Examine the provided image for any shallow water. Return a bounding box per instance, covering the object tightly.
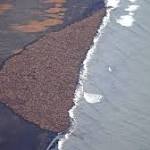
[60,0,150,149]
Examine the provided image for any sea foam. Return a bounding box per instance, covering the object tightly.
[116,0,140,27]
[58,0,121,149]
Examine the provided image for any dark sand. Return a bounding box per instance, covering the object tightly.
[0,9,106,132]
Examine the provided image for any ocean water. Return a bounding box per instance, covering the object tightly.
[59,0,150,149]
[0,1,105,149]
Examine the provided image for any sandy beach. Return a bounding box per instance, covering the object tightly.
[0,9,106,132]
[0,0,105,149]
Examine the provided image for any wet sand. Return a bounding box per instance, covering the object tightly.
[0,8,106,132]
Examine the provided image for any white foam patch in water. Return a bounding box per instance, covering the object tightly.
[108,66,112,72]
[107,0,120,8]
[125,5,139,11]
[116,1,139,27]
[128,0,137,3]
[58,0,121,149]
[84,92,103,103]
[116,15,135,27]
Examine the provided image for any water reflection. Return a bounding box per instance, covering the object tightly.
[0,3,12,15]
[11,0,66,32]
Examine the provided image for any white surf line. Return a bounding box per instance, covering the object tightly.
[46,133,63,150]
[58,0,120,149]
[83,0,120,104]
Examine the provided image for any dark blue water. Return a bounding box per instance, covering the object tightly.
[0,103,58,150]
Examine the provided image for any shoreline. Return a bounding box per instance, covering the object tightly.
[0,8,106,132]
[0,1,106,149]
[59,0,150,149]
